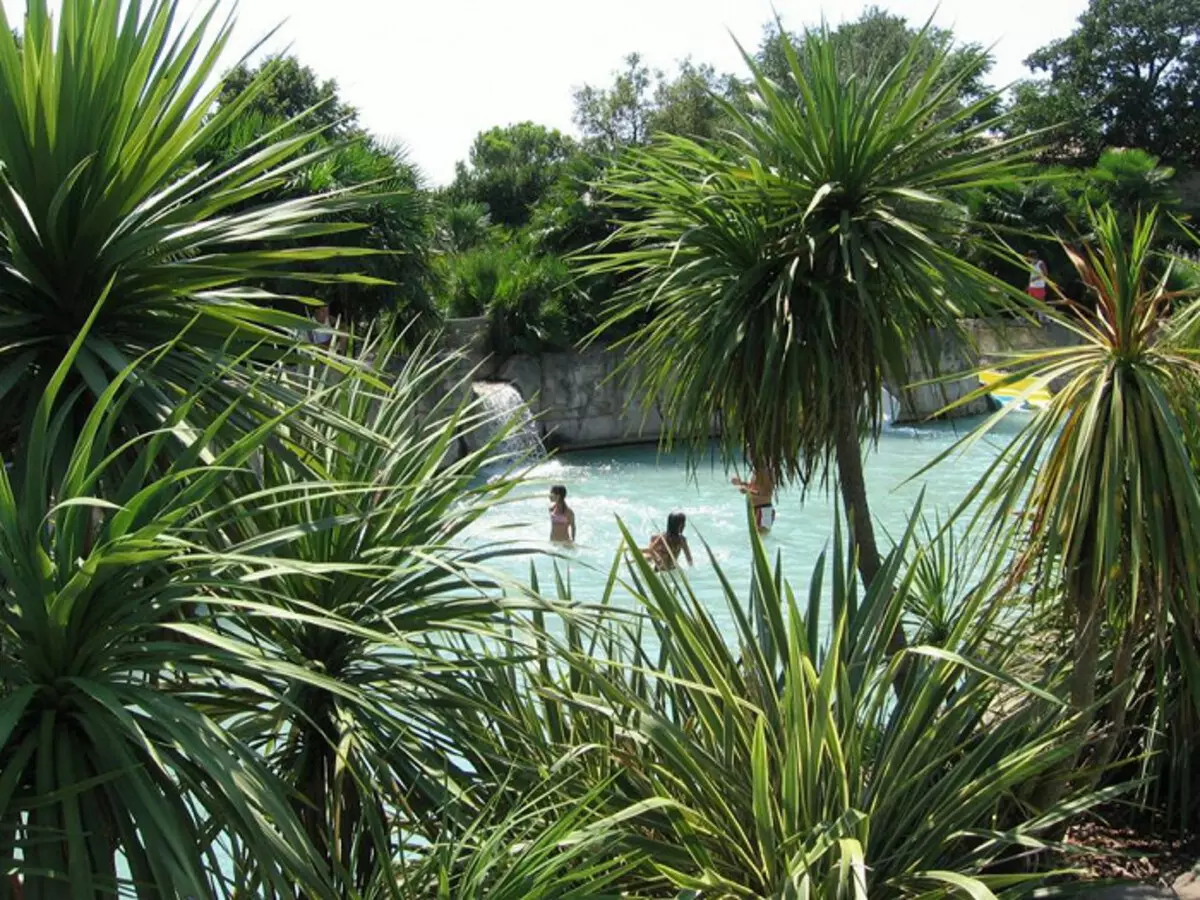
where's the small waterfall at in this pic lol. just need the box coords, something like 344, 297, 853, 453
469, 381, 545, 459
881, 388, 901, 425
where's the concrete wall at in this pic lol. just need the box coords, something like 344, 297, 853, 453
497, 349, 667, 450
431, 316, 1072, 451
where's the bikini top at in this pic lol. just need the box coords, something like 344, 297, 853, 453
550, 506, 570, 525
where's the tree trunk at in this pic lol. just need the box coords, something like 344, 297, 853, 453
834, 404, 908, 662
1070, 583, 1103, 729
1035, 575, 1102, 812
1092, 608, 1137, 777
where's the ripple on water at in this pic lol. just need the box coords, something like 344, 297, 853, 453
467, 415, 1029, 618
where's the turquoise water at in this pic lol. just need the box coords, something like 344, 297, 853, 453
470, 415, 1028, 621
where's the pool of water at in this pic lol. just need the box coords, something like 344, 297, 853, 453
469, 414, 1027, 619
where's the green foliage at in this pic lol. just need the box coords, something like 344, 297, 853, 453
947, 206, 1200, 818
573, 53, 656, 152
219, 54, 359, 136
967, 150, 1181, 301
208, 55, 439, 328
1086, 148, 1180, 222
647, 59, 735, 142
756, 6, 999, 125
208, 339, 527, 894
573, 54, 736, 152
445, 510, 1104, 896
436, 200, 492, 253
0, 346, 333, 898
8, 0, 1200, 892
447, 122, 578, 228
1012, 0, 1200, 166
440, 237, 580, 356
0, 0, 377, 466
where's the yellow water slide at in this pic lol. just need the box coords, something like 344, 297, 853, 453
978, 369, 1053, 408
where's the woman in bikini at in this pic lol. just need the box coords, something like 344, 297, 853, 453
548, 484, 576, 544
642, 511, 694, 571
732, 463, 776, 534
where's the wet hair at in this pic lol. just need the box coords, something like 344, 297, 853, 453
666, 511, 687, 537
550, 485, 567, 501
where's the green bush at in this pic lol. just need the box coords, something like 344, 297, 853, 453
442, 509, 1109, 896
439, 235, 581, 357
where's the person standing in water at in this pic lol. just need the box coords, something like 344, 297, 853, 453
732, 463, 776, 534
548, 485, 576, 544
1025, 250, 1050, 323
642, 511, 693, 571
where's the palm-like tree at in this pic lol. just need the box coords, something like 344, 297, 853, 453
208, 340, 531, 894
0, 346, 339, 898
587, 27, 1029, 594
0, 0, 389, 466
951, 205, 1200, 809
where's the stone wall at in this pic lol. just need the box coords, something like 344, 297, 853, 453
432, 316, 1073, 451
497, 348, 667, 450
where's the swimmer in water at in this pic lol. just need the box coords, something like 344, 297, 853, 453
731, 462, 776, 534
642, 511, 694, 571
548, 484, 576, 544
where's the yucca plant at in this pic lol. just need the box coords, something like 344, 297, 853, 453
202, 338, 542, 895
0, 0, 391, 468
0, 334, 346, 898
443, 509, 1107, 897
383, 777, 655, 900
585, 25, 1032, 596
944, 205, 1200, 818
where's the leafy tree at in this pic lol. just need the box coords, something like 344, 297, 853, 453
573, 53, 655, 152
209, 56, 437, 327
756, 7, 998, 124
647, 59, 734, 142
1011, 0, 1200, 166
587, 28, 1025, 610
219, 54, 359, 136
448, 122, 577, 228
573, 55, 736, 152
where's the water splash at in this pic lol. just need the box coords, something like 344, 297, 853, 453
882, 388, 901, 425
470, 381, 545, 460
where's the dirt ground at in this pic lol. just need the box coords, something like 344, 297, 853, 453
1064, 808, 1199, 889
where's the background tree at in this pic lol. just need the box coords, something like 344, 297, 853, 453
756, 7, 999, 125
208, 55, 437, 327
219, 54, 359, 136
573, 54, 736, 152
646, 59, 734, 142
1010, 0, 1200, 167
572, 53, 655, 152
447, 122, 577, 228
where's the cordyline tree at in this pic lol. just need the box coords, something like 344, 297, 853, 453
0, 0, 390, 470
948, 206, 1200, 820
585, 26, 1031, 620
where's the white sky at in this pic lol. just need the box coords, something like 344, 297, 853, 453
5, 0, 1088, 184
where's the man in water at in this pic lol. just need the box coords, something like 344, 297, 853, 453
732, 464, 775, 534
